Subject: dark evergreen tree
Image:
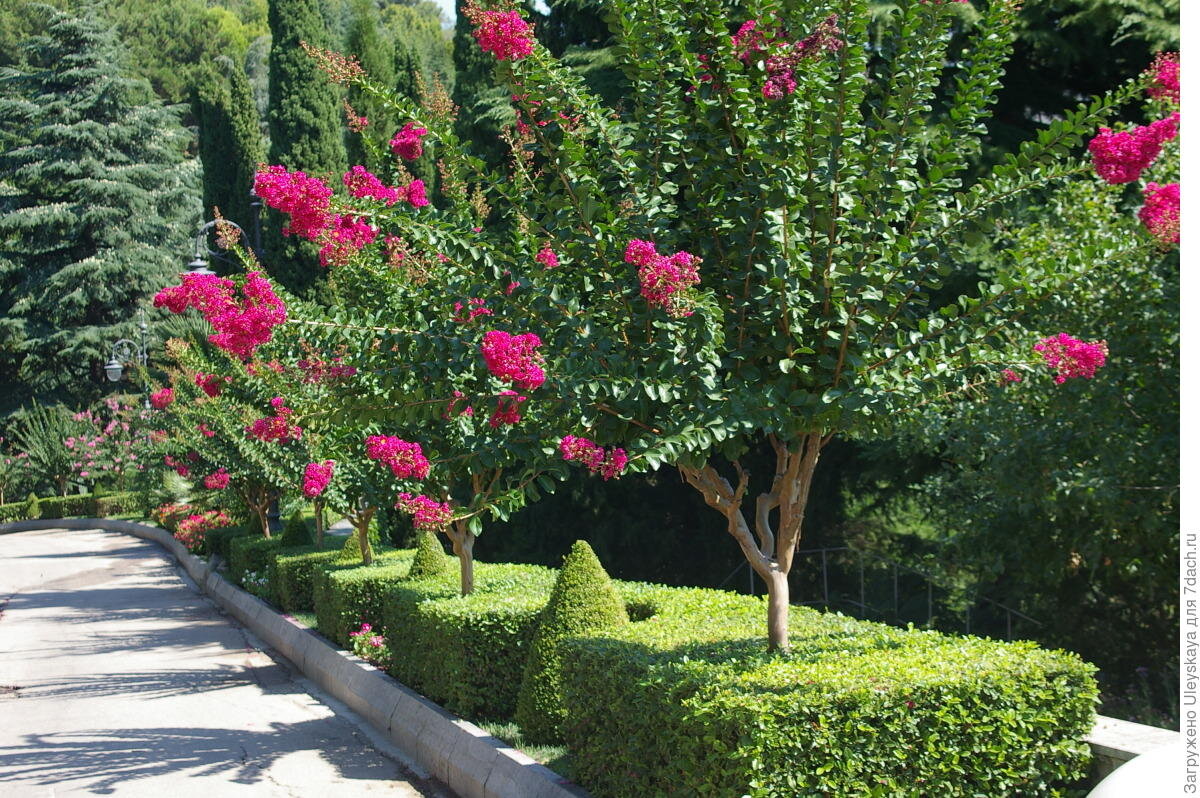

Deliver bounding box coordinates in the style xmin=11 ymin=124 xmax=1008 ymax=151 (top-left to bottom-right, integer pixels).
xmin=0 ymin=6 xmax=198 ymax=419
xmin=343 ymin=0 xmax=393 ymax=167
xmin=266 ymin=0 xmax=346 ymax=295
xmin=192 ymin=57 xmax=264 ymax=261
xmin=451 ymin=0 xmax=506 ymax=168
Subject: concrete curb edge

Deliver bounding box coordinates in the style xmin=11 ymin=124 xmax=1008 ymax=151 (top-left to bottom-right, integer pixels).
xmin=2 ymin=519 xmax=589 ymax=798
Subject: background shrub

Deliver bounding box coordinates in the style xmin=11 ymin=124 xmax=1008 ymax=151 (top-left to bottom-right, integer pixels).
xmin=516 ymin=540 xmax=628 ymax=743
xmin=227 ymin=534 xmax=282 ymax=585
xmin=204 ymin=524 xmax=252 ymax=560
xmin=24 ymin=492 xmax=41 ymax=519
xmin=279 ymin=510 xmax=312 ymax=547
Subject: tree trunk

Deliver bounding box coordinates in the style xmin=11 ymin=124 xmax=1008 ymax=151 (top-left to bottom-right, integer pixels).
xmin=354 ymin=506 xmax=375 ymax=565
xmin=446 ymin=519 xmax=475 ymax=596
xmin=314 ymin=500 xmax=326 ymax=549
xmin=765 ymin=569 xmax=790 ymax=652
xmin=679 ymin=432 xmax=826 ymax=654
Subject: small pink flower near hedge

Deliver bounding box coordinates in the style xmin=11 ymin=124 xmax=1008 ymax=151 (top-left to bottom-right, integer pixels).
xmin=174 ymin=510 xmax=232 ymax=553
xmin=1034 ymin=334 xmax=1108 ymax=384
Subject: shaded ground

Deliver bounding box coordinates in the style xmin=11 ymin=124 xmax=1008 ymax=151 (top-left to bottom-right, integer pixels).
xmin=0 ymin=527 xmax=447 ymax=797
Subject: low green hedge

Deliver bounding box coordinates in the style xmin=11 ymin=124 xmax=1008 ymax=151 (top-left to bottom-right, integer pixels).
xmin=312 ymin=549 xmax=417 ymax=647
xmin=271 ymin=546 xmax=341 ymax=612
xmin=227 ymin=535 xmax=283 ymax=586
xmin=0 ymin=491 xmax=142 ymax=522
xmin=561 ymin=588 xmax=1097 ymax=798
xmin=205 ymin=525 xmax=253 ymax=560
xmin=380 ymin=562 xmax=557 ymax=719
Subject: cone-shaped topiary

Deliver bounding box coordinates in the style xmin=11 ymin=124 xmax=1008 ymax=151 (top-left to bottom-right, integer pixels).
xmin=515 ymin=540 xmax=628 ymax=743
xmin=407 ymin=530 xmax=450 ymax=580
xmin=24 ymin=493 xmax=41 ymax=520
xmin=280 ymin=511 xmax=311 ymax=547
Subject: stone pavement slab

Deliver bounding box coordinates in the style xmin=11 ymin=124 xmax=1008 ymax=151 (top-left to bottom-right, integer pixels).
xmin=0 ymin=527 xmax=447 ymax=797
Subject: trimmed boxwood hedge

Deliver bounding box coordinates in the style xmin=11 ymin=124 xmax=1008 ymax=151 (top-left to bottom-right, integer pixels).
xmin=380 ymin=562 xmax=558 ymax=718
xmin=312 ymin=549 xmax=416 ymax=647
xmin=205 ymin=525 xmax=253 ymax=560
xmin=0 ymin=491 xmax=142 ymax=522
xmin=227 ymin=535 xmax=283 ymax=586
xmin=270 ymin=546 xmax=340 ymax=612
xmin=559 ymin=589 xmax=1097 ymax=798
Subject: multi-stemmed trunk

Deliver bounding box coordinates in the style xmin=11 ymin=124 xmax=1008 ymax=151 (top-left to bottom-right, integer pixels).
xmin=443 ymin=518 xmax=476 ymax=596
xmin=347 ymin=504 xmax=376 ymax=565
xmin=313 ymin=499 xmax=326 ymax=549
xmin=241 ymin=483 xmax=277 ymax=538
xmin=679 ymin=432 xmax=825 ymax=653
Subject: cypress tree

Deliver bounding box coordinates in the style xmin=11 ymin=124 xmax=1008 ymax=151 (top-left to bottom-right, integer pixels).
xmin=515 ymin=540 xmax=628 ymax=743
xmin=344 ymin=0 xmax=393 ymax=168
xmin=0 ymin=6 xmax=198 ymax=417
xmin=451 ymin=0 xmax=505 ymax=167
xmin=192 ymin=58 xmax=264 ymax=259
xmin=265 ymin=0 xmax=346 ymax=295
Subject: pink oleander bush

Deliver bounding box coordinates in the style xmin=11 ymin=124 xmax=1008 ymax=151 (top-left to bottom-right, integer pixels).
xmin=174 ymin=509 xmax=233 ymax=554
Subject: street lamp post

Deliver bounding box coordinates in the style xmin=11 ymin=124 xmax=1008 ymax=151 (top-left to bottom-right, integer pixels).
xmin=189 ymin=217 xmax=252 ymax=276
xmin=104 ymin=308 xmax=151 ymax=406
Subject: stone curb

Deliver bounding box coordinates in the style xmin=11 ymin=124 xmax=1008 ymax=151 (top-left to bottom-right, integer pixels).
xmin=1 ymin=519 xmax=590 ymax=798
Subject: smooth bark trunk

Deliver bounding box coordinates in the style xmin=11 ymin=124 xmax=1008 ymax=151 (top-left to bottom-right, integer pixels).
xmin=446 ymin=519 xmax=475 ymax=596
xmin=352 ymin=506 xmax=375 ymax=566
xmin=314 ymin=500 xmax=326 ymax=549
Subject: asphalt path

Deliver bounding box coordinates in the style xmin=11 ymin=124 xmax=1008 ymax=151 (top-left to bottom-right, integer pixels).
xmin=0 ymin=527 xmax=447 ymax=797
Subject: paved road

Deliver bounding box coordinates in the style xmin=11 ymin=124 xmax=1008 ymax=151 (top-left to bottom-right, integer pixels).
xmin=0 ymin=527 xmax=447 ymax=798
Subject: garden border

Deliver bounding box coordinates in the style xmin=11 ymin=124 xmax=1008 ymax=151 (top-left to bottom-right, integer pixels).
xmin=0 ymin=519 xmax=1180 ymax=790
xmin=1 ymin=518 xmax=588 ymax=798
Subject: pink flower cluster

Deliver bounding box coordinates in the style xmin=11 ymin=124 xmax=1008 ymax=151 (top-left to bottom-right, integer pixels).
xmin=731 ymin=16 xmax=843 ymax=100
xmin=197 ymin=423 xmax=216 ymax=438
xmin=343 ymin=166 xmax=401 ymax=205
xmin=390 ymin=122 xmax=428 ymax=160
xmin=1147 ymin=52 xmax=1180 ymax=104
xmin=253 ymin=165 xmax=334 ymax=239
xmin=453 ymin=298 xmax=493 ymax=323
xmin=625 ymin=239 xmax=702 ymax=317
xmin=365 ymin=435 xmax=431 ymax=479
xmin=444 ymin=390 xmax=475 ymax=419
xmin=302 ymin=460 xmax=335 ymax=498
xmin=480 ymin=330 xmax=546 ymax=390
xmin=395 ymin=492 xmax=453 ymax=531
xmin=488 ymin=390 xmax=526 ymax=428
xmin=246 ymin=397 xmax=303 ymax=444
xmin=319 ymin=214 xmax=378 ymax=268
xmin=405 ymin=179 xmax=429 ymax=208
xmin=535 ymin=245 xmax=558 ymax=269
xmin=466 ymin=3 xmax=534 ymax=61
xmin=154 ymin=271 xmax=286 ymax=360
xmin=150 ymin=388 xmax=174 ymax=410
xmin=1001 ymin=369 xmax=1022 ymax=384
xmin=559 ymin=435 xmax=629 ymax=480
xmin=1139 ymin=182 xmax=1180 ymax=246
xmin=203 ymin=468 xmax=230 ymax=490
xmin=1087 ymin=113 xmax=1179 ymax=184
xmin=1034 ymin=334 xmax=1108 ymax=384
xmin=195 ymin=372 xmax=229 ymax=398
xmin=174 ymin=510 xmax=231 ymax=553
xmin=297 ymin=357 xmax=357 ymax=383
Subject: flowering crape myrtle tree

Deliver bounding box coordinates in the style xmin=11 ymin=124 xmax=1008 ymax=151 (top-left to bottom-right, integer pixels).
xmin=150 ymin=339 xmax=312 ymax=537
xmin=289 ymin=0 xmax=1155 ymax=650
xmin=240 ymin=44 xmax=725 ymax=594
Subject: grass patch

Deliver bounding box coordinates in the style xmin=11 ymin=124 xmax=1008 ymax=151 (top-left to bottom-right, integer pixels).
xmin=289 ymin=611 xmax=318 ymax=628
xmin=475 ymin=720 xmax=573 ymax=778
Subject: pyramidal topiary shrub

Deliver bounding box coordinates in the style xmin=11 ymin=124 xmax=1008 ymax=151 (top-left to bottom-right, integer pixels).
xmin=407 ymin=530 xmax=451 ymax=580
xmin=24 ymin=493 xmax=41 ymax=520
xmin=515 ymin=540 xmax=628 ymax=743
xmin=280 ymin=510 xmax=312 ymax=547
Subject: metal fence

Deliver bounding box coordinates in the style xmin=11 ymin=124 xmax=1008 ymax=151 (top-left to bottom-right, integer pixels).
xmin=718 ymin=546 xmax=1041 ymax=641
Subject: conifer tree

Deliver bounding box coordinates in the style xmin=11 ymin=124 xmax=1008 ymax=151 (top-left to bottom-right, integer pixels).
xmin=344 ymin=0 xmax=394 ymax=167
xmin=266 ymin=0 xmax=346 ymax=295
xmin=193 ymin=58 xmax=265 ymax=256
xmin=0 ymin=6 xmax=198 ymax=417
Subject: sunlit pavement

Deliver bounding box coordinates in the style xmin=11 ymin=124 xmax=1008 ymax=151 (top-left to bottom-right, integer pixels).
xmin=0 ymin=527 xmax=444 ymax=797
